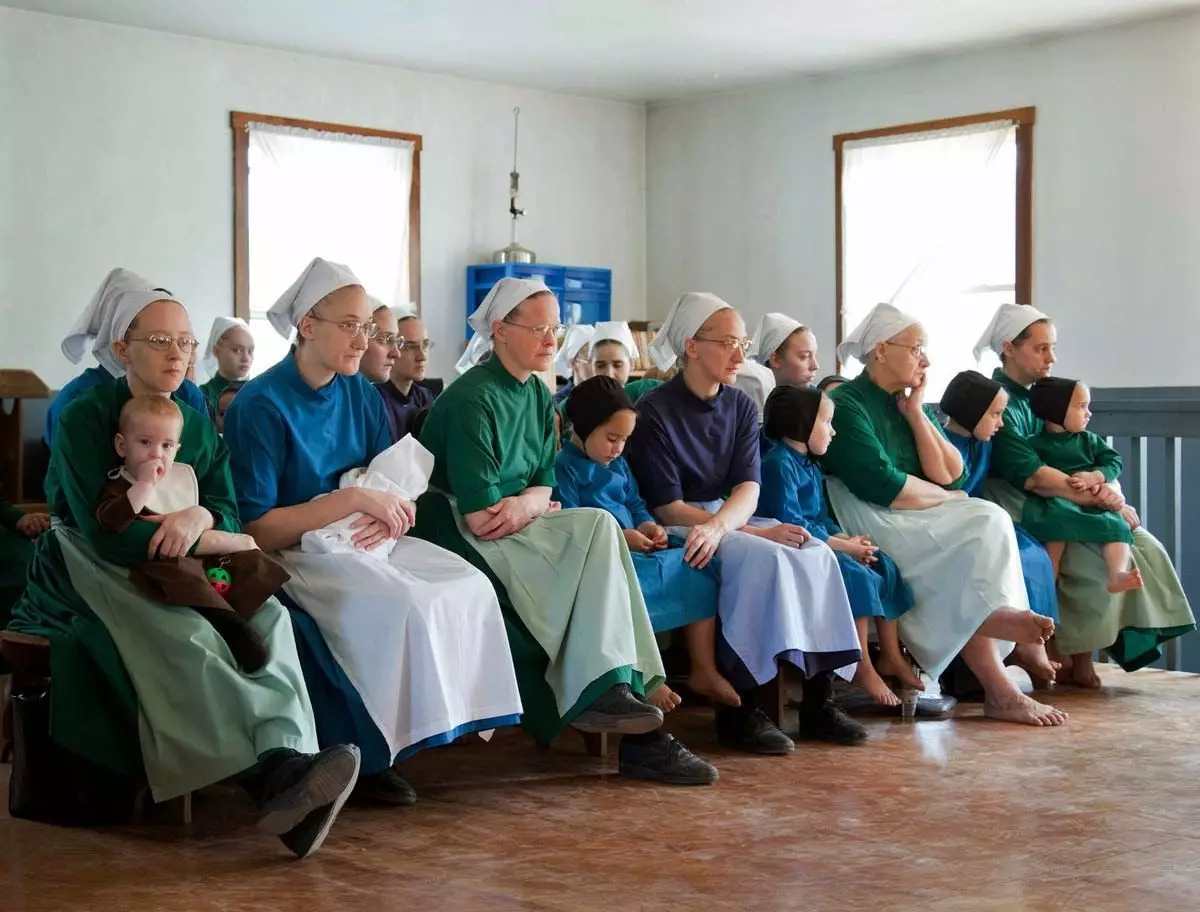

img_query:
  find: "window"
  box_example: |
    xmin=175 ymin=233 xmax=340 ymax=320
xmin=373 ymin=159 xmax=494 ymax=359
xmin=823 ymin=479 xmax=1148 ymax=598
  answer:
xmin=231 ymin=112 xmax=422 ymax=376
xmin=834 ymin=107 xmax=1034 ymax=397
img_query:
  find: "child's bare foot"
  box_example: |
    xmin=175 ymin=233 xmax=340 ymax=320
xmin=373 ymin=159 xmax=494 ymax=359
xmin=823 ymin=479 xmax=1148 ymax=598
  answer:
xmin=852 ymin=665 xmax=901 ymax=707
xmin=1007 ymin=642 xmax=1061 ymax=689
xmin=686 ymin=668 xmax=741 ymax=707
xmin=1107 ymin=568 xmax=1144 ymax=594
xmin=1066 ymin=654 xmax=1102 ymax=689
xmin=984 ymin=691 xmax=1069 ymax=726
xmin=647 ymin=684 xmax=682 ymax=713
xmin=875 ymin=652 xmax=925 ymax=692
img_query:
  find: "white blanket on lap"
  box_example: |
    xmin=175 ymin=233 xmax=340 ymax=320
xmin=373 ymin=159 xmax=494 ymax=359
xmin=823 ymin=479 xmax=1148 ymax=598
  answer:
xmin=300 ymin=435 xmax=434 ymax=561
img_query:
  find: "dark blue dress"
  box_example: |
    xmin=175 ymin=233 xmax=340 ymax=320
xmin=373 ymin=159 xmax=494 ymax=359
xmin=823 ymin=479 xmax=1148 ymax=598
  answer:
xmin=554 ymin=444 xmax=718 ymax=633
xmin=759 ymin=444 xmax=914 ymax=621
xmin=944 ymin=430 xmax=1060 ymax=623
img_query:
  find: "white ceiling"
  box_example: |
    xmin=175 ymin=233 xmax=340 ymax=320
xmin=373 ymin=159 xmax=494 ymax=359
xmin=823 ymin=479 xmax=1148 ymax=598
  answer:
xmin=6 ymin=0 xmax=1199 ymax=102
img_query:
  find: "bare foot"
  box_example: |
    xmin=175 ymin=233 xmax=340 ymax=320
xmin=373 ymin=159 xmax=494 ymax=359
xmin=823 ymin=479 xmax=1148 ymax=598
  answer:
xmin=983 ymin=607 xmax=1056 ymax=645
xmin=984 ymin=692 xmax=1069 ymax=726
xmin=686 ymin=668 xmax=741 ymax=707
xmin=875 ymin=652 xmax=926 ymax=692
xmin=1066 ymin=654 xmax=1102 ymax=689
xmin=852 ymin=665 xmax=901 ymax=707
xmin=1008 ymin=642 xmax=1061 ymax=689
xmin=647 ymin=684 xmax=682 ymax=713
xmin=1107 ymin=568 xmax=1144 ymax=594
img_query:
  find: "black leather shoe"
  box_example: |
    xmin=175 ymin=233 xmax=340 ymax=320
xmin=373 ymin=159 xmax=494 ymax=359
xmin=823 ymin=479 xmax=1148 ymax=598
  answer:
xmin=619 ymin=734 xmax=718 ymax=786
xmin=798 ymin=700 xmax=869 ymax=745
xmin=351 ymin=768 xmax=417 ymax=806
xmin=570 ymin=684 xmax=664 ymax=735
xmin=715 ymin=706 xmax=795 ymax=755
xmin=257 ymin=744 xmax=361 ymax=858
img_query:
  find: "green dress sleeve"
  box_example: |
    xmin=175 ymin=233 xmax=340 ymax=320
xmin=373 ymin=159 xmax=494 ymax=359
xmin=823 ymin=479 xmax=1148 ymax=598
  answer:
xmin=0 ymin=499 xmax=25 ymax=531
xmin=822 ymin=396 xmax=909 ymax=507
xmin=440 ymin=392 xmax=506 ymax=515
xmin=1085 ymin=432 xmax=1123 ymax=483
xmin=991 ymin=404 xmax=1045 ymax=488
xmin=529 ymin=388 xmax=557 ymax=490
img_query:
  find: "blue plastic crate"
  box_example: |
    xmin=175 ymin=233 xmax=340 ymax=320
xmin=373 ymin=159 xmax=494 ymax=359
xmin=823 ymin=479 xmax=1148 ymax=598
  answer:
xmin=466 ymin=263 xmax=610 ymax=338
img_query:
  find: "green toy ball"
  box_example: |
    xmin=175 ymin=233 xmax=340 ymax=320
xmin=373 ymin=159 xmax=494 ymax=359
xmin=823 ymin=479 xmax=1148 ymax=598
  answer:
xmin=207 ymin=566 xmax=232 ymax=595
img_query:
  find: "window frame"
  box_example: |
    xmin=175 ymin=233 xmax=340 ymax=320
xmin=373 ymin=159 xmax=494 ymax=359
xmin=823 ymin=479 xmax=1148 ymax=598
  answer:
xmin=832 ymin=107 xmax=1035 ymax=356
xmin=230 ymin=111 xmax=423 ymax=321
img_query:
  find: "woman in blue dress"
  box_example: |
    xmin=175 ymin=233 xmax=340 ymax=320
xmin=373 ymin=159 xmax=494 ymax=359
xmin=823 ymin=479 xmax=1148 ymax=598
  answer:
xmin=555 ymin=376 xmax=739 ymax=711
xmin=938 ymin=369 xmax=1060 ymax=686
xmin=758 ymin=385 xmax=918 ymax=706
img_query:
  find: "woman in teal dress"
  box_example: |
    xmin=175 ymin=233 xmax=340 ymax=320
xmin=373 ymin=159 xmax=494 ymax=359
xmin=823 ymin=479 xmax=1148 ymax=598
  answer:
xmin=416 ymin=277 xmax=717 ymax=786
xmin=9 ymin=277 xmax=359 ymax=858
xmin=198 ymin=316 xmax=254 ymax=415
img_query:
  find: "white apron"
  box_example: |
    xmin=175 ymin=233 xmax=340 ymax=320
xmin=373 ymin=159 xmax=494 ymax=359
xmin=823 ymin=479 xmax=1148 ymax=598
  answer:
xmin=113 ymin=462 xmax=199 ymax=514
xmin=825 ymin=479 xmax=1025 ymax=679
xmin=284 ymin=437 xmax=522 ymax=758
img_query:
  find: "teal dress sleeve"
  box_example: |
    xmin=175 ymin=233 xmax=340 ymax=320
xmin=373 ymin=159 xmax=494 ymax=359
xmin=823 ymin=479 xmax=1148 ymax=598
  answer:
xmin=223 ymin=394 xmax=289 ymax=524
xmin=1086 ymin=432 xmax=1123 ymax=483
xmin=620 ymin=460 xmax=656 ymax=528
xmin=821 ymin=397 xmax=909 ymax=507
xmin=441 ymin=396 xmax=506 ymax=514
xmin=552 ymin=451 xmax=584 ymax=510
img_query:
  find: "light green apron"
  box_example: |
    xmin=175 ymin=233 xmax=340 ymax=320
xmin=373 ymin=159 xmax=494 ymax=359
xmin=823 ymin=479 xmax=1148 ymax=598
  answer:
xmin=984 ymin=480 xmax=1194 ymax=664
xmin=57 ymin=527 xmax=318 ymax=801
xmin=447 ymin=501 xmax=665 ymax=716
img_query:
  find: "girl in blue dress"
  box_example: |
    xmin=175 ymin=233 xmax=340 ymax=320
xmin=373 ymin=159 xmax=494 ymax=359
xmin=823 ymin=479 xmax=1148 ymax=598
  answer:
xmin=758 ymin=385 xmax=918 ymax=706
xmin=938 ymin=370 xmax=1061 ymax=686
xmin=555 ymin=376 xmax=740 ymax=710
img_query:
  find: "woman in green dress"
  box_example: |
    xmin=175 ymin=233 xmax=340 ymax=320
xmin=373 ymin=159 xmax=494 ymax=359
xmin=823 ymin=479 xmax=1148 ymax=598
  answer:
xmin=416 ymin=277 xmax=717 ymax=786
xmin=198 ymin=316 xmax=254 ymax=415
xmin=975 ymin=303 xmax=1194 ymax=688
xmin=7 ymin=276 xmax=360 ymax=858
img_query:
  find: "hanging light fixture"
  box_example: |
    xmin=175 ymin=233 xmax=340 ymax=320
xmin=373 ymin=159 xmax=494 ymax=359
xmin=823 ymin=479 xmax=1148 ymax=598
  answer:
xmin=492 ymin=106 xmax=536 ymax=264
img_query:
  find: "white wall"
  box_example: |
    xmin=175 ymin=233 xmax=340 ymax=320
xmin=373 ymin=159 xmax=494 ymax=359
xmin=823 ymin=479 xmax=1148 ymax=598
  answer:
xmin=647 ymin=11 xmax=1200 ymax=388
xmin=0 ymin=8 xmax=646 ymax=386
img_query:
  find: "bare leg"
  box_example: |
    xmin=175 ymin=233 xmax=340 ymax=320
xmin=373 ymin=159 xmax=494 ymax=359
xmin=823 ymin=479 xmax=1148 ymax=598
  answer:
xmin=683 ymin=618 xmax=741 ymax=707
xmin=873 ymin=619 xmax=924 ymax=692
xmin=1007 ymin=642 xmax=1061 ymax=689
xmin=1067 ymin=652 xmax=1103 ymax=689
xmin=1103 ymin=542 xmax=1143 ymax=593
xmin=1045 ymin=540 xmax=1066 ymax=578
xmin=850 ymin=617 xmax=900 ymax=706
xmin=976 ymin=606 xmax=1055 ymax=644
xmin=961 ymin=633 xmax=1069 ymax=727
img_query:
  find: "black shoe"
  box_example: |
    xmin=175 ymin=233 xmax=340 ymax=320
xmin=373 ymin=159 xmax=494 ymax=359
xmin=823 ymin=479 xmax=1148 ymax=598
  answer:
xmin=570 ymin=684 xmax=664 ymax=735
xmin=619 ymin=734 xmax=718 ymax=786
xmin=798 ymin=700 xmax=870 ymax=745
xmin=351 ymin=768 xmax=417 ymax=806
xmin=715 ymin=706 xmax=795 ymax=755
xmin=257 ymin=744 xmax=360 ymax=858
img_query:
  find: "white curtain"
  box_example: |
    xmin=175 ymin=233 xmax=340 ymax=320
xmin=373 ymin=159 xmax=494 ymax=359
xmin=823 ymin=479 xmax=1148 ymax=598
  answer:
xmin=841 ymin=122 xmax=1017 ymax=396
xmin=246 ymin=123 xmax=414 ymax=376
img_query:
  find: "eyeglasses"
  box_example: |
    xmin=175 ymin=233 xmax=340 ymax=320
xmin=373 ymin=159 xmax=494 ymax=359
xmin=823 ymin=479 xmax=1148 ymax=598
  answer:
xmin=127 ymin=334 xmax=200 ymax=354
xmin=309 ymin=313 xmax=379 ymax=339
xmin=399 ymin=340 xmax=434 ymax=353
xmin=693 ymin=336 xmax=753 ymax=356
xmin=504 ymin=321 xmax=564 ymax=341
xmin=373 ymin=331 xmax=405 ymax=349
xmin=885 ymin=341 xmax=928 ymax=359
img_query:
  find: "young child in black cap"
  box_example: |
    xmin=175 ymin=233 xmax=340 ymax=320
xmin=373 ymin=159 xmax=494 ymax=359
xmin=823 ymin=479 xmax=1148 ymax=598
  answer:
xmin=1025 ymin=377 xmax=1141 ymax=594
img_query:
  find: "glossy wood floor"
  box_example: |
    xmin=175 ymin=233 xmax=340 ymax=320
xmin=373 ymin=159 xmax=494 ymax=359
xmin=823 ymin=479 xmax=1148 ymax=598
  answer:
xmin=4 ymin=667 xmax=1200 ymax=911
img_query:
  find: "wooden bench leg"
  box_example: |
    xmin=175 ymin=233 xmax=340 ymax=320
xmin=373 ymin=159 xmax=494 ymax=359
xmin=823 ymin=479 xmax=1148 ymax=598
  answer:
xmin=579 ymin=731 xmax=608 ymax=758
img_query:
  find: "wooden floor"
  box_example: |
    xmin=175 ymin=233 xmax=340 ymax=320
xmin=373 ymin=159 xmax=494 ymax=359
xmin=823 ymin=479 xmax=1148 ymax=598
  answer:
xmin=4 ymin=667 xmax=1200 ymax=911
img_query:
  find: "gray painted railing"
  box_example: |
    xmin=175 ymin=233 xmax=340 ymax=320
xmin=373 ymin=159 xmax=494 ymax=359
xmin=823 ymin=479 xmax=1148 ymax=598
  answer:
xmin=1091 ymin=389 xmax=1200 ymax=672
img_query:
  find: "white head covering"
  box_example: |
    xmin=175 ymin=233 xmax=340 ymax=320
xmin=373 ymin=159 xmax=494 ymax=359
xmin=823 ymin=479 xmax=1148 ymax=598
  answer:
xmin=836 ymin=303 xmax=920 ymax=365
xmin=554 ymin=325 xmax=595 ymax=377
xmin=455 ymin=333 xmax=493 ymax=375
xmin=733 ymin=360 xmax=776 ymax=423
xmin=588 ymin=321 xmax=638 ymax=362
xmin=972 ymin=303 xmax=1051 ymax=362
xmin=648 ymin=293 xmax=732 ymax=371
xmin=751 ymin=313 xmax=806 ymax=362
xmin=61 ymin=268 xmax=183 ymax=378
xmin=267 ymin=257 xmax=362 ymax=339
xmin=467 ymin=277 xmax=553 ymax=342
xmin=201 ymin=316 xmax=250 ymax=378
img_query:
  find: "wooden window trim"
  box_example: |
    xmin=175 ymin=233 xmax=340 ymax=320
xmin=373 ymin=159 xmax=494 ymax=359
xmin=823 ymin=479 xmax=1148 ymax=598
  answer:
xmin=231 ymin=111 xmax=423 ymax=321
xmin=832 ymin=107 xmax=1035 ymax=354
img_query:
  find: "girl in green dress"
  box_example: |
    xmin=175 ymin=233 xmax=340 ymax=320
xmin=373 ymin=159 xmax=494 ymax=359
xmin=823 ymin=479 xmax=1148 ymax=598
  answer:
xmin=1026 ymin=377 xmax=1142 ymax=594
